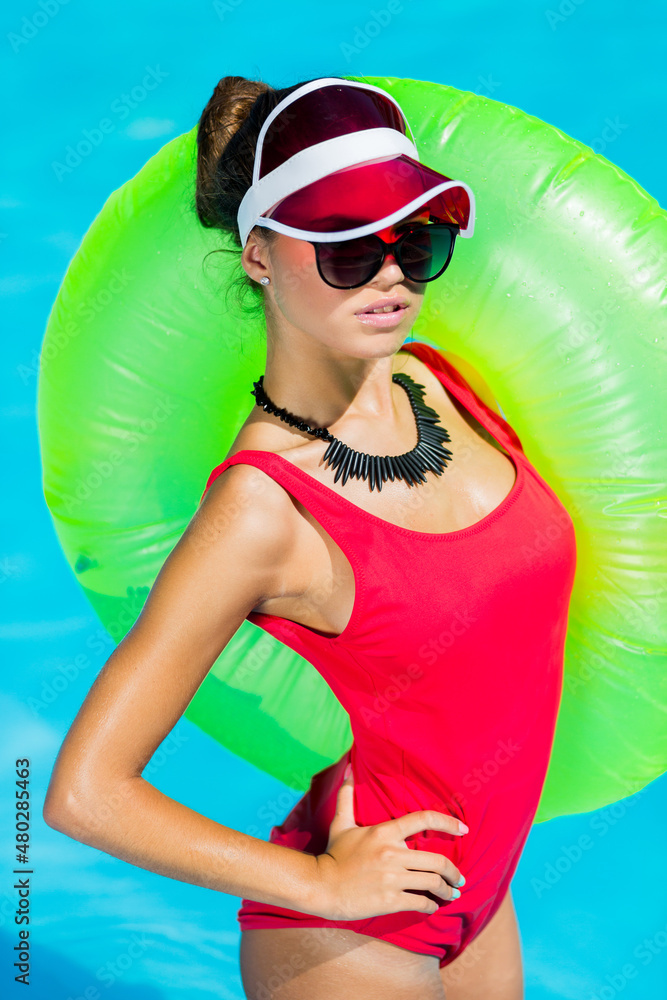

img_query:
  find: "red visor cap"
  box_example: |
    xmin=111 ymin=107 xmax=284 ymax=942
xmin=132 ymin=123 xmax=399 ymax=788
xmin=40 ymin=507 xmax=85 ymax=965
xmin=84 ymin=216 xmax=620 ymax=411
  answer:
xmin=262 ymin=153 xmax=472 ymax=236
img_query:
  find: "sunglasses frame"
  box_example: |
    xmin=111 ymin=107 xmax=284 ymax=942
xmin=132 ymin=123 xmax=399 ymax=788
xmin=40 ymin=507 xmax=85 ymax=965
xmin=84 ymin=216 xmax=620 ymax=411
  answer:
xmin=309 ymin=220 xmax=460 ymax=290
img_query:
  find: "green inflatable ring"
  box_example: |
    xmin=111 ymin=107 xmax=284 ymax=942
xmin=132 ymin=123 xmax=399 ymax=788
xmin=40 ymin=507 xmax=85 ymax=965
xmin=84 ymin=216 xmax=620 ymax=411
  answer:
xmin=38 ymin=75 xmax=667 ymax=824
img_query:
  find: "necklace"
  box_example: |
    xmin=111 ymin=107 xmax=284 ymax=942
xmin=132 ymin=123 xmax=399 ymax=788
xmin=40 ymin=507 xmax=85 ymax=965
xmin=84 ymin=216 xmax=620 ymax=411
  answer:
xmin=250 ymin=371 xmax=453 ymax=493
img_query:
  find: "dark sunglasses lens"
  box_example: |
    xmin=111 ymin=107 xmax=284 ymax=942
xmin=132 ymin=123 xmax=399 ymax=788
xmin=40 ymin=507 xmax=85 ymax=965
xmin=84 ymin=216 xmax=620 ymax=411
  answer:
xmin=400 ymin=225 xmax=455 ymax=281
xmin=316 ymin=235 xmax=383 ymax=288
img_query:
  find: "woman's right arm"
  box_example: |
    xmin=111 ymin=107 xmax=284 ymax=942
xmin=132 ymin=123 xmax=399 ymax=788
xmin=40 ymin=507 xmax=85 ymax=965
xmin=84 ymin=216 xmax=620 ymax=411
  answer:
xmin=42 ymin=463 xmax=327 ymax=914
xmin=43 ymin=463 xmax=467 ymax=921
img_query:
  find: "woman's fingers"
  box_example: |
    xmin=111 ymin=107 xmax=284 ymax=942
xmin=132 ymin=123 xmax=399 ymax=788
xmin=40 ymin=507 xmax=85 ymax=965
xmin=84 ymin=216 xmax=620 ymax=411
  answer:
xmin=402 ymin=869 xmax=462 ymax=902
xmin=404 ymin=848 xmax=465 ymax=888
xmin=388 ymin=809 xmax=468 ymax=841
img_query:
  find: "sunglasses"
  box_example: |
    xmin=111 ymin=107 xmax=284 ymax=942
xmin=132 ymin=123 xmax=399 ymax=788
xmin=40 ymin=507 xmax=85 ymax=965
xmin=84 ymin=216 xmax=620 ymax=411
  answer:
xmin=309 ymin=221 xmax=459 ymax=290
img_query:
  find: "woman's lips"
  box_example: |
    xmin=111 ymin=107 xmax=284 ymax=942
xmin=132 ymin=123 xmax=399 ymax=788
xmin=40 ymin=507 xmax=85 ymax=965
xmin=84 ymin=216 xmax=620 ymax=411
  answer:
xmin=355 ymin=305 xmax=409 ymax=328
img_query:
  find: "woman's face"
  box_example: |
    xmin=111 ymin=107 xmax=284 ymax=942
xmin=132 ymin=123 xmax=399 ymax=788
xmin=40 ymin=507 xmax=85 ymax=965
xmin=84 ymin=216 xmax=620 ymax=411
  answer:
xmin=243 ymin=208 xmax=432 ymax=357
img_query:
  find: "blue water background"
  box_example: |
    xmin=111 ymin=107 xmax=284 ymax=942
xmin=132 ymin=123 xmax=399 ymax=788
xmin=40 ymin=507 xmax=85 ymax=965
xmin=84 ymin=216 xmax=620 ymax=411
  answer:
xmin=2 ymin=1 xmax=666 ymax=997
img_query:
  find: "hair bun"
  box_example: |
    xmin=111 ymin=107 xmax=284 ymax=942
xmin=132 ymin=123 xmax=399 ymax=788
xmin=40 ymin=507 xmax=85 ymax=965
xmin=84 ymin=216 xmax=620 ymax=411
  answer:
xmin=195 ymin=75 xmax=272 ymax=236
xmin=194 ymin=74 xmax=327 ymax=307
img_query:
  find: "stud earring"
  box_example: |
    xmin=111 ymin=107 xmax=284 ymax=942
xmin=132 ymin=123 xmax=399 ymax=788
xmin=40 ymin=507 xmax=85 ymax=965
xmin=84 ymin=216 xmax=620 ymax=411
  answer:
xmin=260 ymin=276 xmax=271 ymax=285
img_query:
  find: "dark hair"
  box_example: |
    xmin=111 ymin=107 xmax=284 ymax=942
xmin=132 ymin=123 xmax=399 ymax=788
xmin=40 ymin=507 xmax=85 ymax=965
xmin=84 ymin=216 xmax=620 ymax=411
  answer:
xmin=195 ymin=74 xmax=327 ymax=313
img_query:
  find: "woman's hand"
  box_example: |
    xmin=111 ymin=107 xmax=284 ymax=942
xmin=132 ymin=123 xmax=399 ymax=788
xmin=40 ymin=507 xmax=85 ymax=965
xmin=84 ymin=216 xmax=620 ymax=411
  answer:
xmin=311 ymin=766 xmax=468 ymax=921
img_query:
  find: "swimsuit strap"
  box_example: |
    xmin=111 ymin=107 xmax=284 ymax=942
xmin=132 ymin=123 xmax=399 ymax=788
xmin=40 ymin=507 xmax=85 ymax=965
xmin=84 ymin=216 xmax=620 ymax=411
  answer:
xmin=199 ymin=341 xmax=524 ymax=536
xmin=200 ymin=448 xmax=362 ymax=552
xmin=399 ymin=341 xmax=525 ymax=458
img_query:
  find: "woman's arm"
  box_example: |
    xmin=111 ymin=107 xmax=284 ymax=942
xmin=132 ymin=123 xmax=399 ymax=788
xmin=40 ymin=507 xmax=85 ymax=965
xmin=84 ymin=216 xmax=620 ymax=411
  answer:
xmin=42 ymin=463 xmax=324 ymax=915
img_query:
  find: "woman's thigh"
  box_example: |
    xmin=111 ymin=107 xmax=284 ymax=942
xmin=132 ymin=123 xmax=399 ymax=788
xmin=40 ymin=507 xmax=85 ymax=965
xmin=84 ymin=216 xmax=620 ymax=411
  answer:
xmin=239 ymin=925 xmax=446 ymax=1000
xmin=439 ymin=889 xmax=524 ymax=1000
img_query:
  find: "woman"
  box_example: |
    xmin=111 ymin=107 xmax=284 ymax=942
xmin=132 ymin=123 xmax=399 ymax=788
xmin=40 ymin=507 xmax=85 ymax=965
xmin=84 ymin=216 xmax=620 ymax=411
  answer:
xmin=43 ymin=75 xmax=577 ymax=1000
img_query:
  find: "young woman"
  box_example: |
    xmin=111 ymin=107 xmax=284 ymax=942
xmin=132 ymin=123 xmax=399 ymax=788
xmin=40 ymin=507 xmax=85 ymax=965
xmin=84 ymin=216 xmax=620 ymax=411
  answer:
xmin=43 ymin=76 xmax=577 ymax=1000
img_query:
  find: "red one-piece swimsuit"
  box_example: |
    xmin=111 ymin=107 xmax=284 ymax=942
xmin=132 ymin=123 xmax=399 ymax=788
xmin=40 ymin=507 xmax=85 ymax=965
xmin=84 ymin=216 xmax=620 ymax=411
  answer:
xmin=200 ymin=340 xmax=578 ymax=968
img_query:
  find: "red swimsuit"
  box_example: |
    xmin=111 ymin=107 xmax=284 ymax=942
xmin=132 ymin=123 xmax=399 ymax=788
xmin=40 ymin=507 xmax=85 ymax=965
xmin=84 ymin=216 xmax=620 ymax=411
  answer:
xmin=200 ymin=341 xmax=577 ymax=967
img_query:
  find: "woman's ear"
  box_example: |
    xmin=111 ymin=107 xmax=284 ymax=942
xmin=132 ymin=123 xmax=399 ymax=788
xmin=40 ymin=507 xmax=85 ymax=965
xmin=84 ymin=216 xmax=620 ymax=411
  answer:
xmin=241 ymin=232 xmax=270 ymax=285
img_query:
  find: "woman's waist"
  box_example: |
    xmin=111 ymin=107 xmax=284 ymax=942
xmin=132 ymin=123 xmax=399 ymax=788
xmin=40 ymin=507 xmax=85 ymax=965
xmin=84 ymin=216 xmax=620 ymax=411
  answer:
xmin=268 ymin=751 xmax=541 ymax=891
xmin=352 ymin=704 xmax=560 ymax=794
xmin=350 ymin=727 xmax=556 ymax=837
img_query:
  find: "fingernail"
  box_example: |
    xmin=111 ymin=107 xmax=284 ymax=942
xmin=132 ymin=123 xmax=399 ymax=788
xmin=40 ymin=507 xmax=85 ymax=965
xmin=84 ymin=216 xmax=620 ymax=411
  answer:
xmin=455 ymin=875 xmax=466 ymax=887
xmin=450 ymin=888 xmax=461 ymax=899
xmin=343 ymin=763 xmax=352 ymax=780
xmin=458 ymin=822 xmax=469 ymax=834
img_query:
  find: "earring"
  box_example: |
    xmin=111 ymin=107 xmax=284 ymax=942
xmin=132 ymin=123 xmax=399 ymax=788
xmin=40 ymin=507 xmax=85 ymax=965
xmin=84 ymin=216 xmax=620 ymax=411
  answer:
xmin=260 ymin=276 xmax=271 ymax=285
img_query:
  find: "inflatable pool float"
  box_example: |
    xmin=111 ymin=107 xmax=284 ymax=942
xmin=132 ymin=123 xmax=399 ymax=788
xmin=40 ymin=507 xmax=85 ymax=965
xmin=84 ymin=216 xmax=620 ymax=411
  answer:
xmin=38 ymin=74 xmax=667 ymax=823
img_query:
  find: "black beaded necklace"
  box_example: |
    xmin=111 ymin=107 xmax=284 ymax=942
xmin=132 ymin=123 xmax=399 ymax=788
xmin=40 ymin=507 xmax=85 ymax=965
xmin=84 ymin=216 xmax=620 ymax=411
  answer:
xmin=250 ymin=371 xmax=453 ymax=493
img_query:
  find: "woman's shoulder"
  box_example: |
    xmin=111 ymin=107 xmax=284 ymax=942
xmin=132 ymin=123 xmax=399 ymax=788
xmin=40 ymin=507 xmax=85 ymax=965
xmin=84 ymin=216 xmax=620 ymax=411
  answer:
xmin=200 ymin=449 xmax=300 ymax=530
xmin=196 ymin=457 xmax=304 ymax=598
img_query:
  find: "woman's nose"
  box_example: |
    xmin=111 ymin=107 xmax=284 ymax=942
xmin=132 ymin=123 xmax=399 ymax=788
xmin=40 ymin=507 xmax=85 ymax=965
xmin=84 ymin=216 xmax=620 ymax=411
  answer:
xmin=375 ymin=252 xmax=405 ymax=283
